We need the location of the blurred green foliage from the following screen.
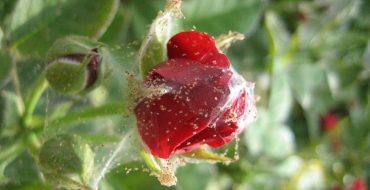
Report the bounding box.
[0,0,369,190]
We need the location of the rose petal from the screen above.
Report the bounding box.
[167,31,220,63]
[199,51,231,68]
[147,58,230,85]
[135,92,210,158]
[135,59,232,158]
[176,89,248,151]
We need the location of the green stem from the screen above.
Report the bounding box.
[0,135,25,163]
[10,63,25,114]
[0,73,47,177]
[48,101,127,132]
[25,132,42,156]
[139,149,161,174]
[22,73,48,127]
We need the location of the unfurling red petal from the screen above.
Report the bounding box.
[135,31,257,158]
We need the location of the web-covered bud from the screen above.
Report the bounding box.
[45,36,109,94]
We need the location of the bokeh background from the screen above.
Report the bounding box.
[0,0,369,189]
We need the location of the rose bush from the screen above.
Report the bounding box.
[134,31,257,159]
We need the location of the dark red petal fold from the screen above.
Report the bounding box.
[135,59,232,158]
[199,52,231,67]
[176,86,250,151]
[147,58,229,85]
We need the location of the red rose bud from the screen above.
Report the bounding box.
[134,31,257,159]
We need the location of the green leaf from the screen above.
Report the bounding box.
[288,63,332,138]
[7,0,119,56]
[102,162,174,190]
[264,125,295,158]
[38,134,94,185]
[0,182,52,190]
[0,138,25,181]
[4,151,41,182]
[245,108,269,157]
[100,5,126,45]
[48,101,127,131]
[294,161,325,190]
[364,40,370,68]
[176,164,215,190]
[137,0,182,77]
[265,11,290,56]
[1,91,23,130]
[74,138,95,183]
[0,50,12,85]
[268,64,293,123]
[91,128,139,189]
[288,63,332,112]
[0,26,3,43]
[182,0,263,36]
[128,0,166,40]
[244,109,295,159]
[274,156,304,178]
[78,134,121,145]
[0,0,17,25]
[265,11,293,123]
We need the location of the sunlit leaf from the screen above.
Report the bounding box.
[245,109,295,159]
[137,0,182,77]
[0,50,12,85]
[7,0,119,56]
[39,134,94,187]
[4,152,40,182]
[288,63,332,112]
[0,182,52,190]
[102,162,174,190]
[268,64,293,123]
[265,11,290,55]
[264,124,295,158]
[182,0,263,36]
[0,26,3,43]
[0,0,16,25]
[100,5,126,45]
[265,11,293,123]
[294,161,325,190]
[364,40,370,67]
[176,164,215,190]
[1,91,22,129]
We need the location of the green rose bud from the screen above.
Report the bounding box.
[45,36,109,94]
[38,134,94,189]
